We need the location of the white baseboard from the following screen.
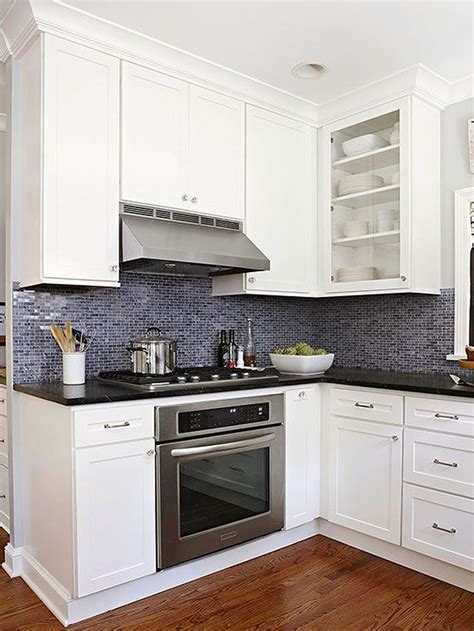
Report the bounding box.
[21,548,71,626]
[2,542,22,577]
[319,519,474,592]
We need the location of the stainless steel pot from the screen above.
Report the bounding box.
[128,327,177,375]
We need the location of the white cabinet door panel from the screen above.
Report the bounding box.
[328,416,402,543]
[121,62,188,210]
[246,106,314,293]
[43,36,120,283]
[75,439,156,596]
[188,86,244,220]
[284,387,320,529]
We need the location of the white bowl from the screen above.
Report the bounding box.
[269,353,335,375]
[342,220,369,237]
[342,133,388,157]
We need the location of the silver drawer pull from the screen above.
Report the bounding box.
[434,413,459,420]
[432,522,456,534]
[433,458,458,468]
[354,402,374,409]
[391,435,399,441]
[104,421,130,429]
[0,439,4,443]
[0,399,5,403]
[0,494,5,499]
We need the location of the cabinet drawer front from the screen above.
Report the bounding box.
[0,416,7,464]
[404,429,474,498]
[402,484,474,570]
[405,397,474,436]
[330,388,403,425]
[74,406,154,447]
[0,463,8,518]
[0,387,7,416]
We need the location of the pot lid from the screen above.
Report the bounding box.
[131,327,175,344]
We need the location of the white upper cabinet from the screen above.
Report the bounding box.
[121,63,188,211]
[321,96,440,296]
[213,106,316,296]
[121,63,244,220]
[18,35,120,287]
[188,85,244,219]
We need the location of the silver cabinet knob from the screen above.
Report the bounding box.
[391,435,399,441]
[0,439,4,443]
[181,194,189,202]
[146,449,156,458]
[0,494,5,499]
[110,264,118,272]
[400,275,407,282]
[298,391,306,399]
[191,196,198,203]
[248,276,256,284]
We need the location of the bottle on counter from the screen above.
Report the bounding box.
[217,329,228,367]
[244,318,256,367]
[227,329,237,368]
[236,345,244,368]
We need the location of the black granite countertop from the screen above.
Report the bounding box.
[13,367,474,406]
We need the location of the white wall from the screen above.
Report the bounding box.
[441,98,474,288]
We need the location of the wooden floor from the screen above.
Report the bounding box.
[0,528,473,630]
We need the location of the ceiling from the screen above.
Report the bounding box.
[58,1,474,104]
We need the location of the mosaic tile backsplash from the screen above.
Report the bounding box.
[13,273,456,383]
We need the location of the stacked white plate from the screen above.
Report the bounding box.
[337,266,377,282]
[342,133,388,157]
[338,173,384,196]
[342,220,369,238]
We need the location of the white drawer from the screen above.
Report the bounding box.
[405,396,474,437]
[0,387,7,417]
[0,415,7,466]
[74,405,154,448]
[330,387,403,425]
[404,429,474,498]
[0,463,8,521]
[402,484,474,570]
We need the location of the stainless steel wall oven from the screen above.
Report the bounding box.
[155,394,285,568]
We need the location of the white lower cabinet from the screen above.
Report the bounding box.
[328,416,402,543]
[75,438,156,596]
[284,387,320,529]
[402,484,474,571]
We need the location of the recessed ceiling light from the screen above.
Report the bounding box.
[291,62,328,79]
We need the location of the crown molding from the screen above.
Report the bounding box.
[448,75,474,106]
[2,0,469,126]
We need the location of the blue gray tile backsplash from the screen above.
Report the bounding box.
[13,273,456,383]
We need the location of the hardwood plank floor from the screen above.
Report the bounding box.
[0,528,472,630]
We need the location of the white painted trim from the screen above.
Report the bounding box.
[450,187,474,359]
[449,75,474,105]
[319,519,474,592]
[0,513,9,532]
[21,547,70,626]
[2,542,22,577]
[0,113,6,131]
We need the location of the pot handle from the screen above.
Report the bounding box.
[127,345,148,355]
[146,327,162,337]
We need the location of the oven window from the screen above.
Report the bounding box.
[179,448,270,537]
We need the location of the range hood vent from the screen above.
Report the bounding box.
[120,203,270,278]
[122,203,241,231]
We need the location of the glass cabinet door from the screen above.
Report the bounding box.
[329,109,402,289]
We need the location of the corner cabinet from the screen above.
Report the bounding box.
[17,34,120,287]
[320,97,440,296]
[213,106,316,296]
[121,62,244,220]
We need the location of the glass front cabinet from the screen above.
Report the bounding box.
[321,97,441,295]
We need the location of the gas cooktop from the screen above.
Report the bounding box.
[97,366,280,391]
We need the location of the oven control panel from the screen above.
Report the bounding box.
[178,402,270,434]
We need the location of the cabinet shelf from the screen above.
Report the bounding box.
[333,230,400,248]
[332,144,400,174]
[332,184,400,209]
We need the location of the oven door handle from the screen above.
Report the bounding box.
[170,433,276,459]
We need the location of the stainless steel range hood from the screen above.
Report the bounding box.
[120,204,270,278]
